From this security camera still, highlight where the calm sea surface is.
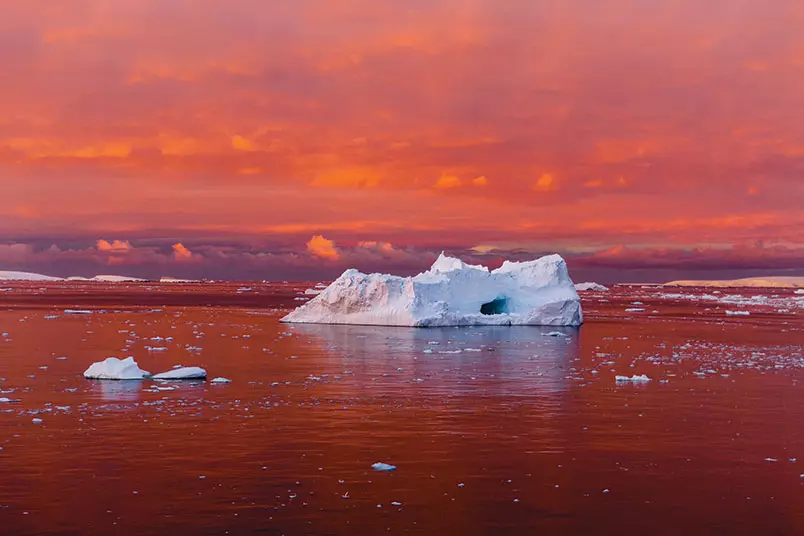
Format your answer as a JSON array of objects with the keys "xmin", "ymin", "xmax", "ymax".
[{"xmin": 0, "ymin": 283, "xmax": 803, "ymax": 535}]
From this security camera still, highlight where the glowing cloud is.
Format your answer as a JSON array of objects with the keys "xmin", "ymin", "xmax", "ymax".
[
  {"xmin": 306, "ymin": 235, "xmax": 340, "ymax": 260},
  {"xmin": 97, "ymin": 239, "xmax": 132, "ymax": 253},
  {"xmin": 435, "ymin": 175, "xmax": 462, "ymax": 189},
  {"xmin": 172, "ymin": 242, "xmax": 193, "ymax": 261},
  {"xmin": 534, "ymin": 174, "xmax": 556, "ymax": 192}
]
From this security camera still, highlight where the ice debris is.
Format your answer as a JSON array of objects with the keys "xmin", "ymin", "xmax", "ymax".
[
  {"xmin": 615, "ymin": 374, "xmax": 652, "ymax": 383},
  {"xmin": 152, "ymin": 367, "xmax": 207, "ymax": 380},
  {"xmin": 372, "ymin": 462, "xmax": 397, "ymax": 472}
]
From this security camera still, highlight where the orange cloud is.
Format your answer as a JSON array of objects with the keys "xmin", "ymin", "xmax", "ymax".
[
  {"xmin": 306, "ymin": 235, "xmax": 340, "ymax": 260},
  {"xmin": 97, "ymin": 239, "xmax": 132, "ymax": 253},
  {"xmin": 534, "ymin": 173, "xmax": 555, "ymax": 192},
  {"xmin": 172, "ymin": 242, "xmax": 193, "ymax": 260},
  {"xmin": 435, "ymin": 174, "xmax": 462, "ymax": 189}
]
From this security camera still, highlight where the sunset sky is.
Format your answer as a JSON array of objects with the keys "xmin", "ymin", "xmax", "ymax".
[{"xmin": 2, "ymin": 0, "xmax": 804, "ymax": 281}]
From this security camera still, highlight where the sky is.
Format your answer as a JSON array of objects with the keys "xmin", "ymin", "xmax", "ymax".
[{"xmin": 2, "ymin": 0, "xmax": 804, "ymax": 282}]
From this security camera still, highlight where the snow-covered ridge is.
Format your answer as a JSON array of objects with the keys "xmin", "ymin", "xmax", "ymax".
[
  {"xmin": 0, "ymin": 271, "xmax": 197, "ymax": 283},
  {"xmin": 282, "ymin": 253, "xmax": 583, "ymax": 327},
  {"xmin": 665, "ymin": 276, "xmax": 804, "ymax": 288},
  {"xmin": 0, "ymin": 271, "xmax": 61, "ymax": 281}
]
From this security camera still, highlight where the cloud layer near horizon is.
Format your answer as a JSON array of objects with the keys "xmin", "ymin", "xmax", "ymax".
[{"xmin": 2, "ymin": 1, "xmax": 803, "ymax": 280}]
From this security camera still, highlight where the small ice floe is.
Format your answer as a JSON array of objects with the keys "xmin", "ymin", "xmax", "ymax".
[
  {"xmin": 725, "ymin": 311, "xmax": 750, "ymax": 316},
  {"xmin": 83, "ymin": 357, "xmax": 151, "ymax": 380},
  {"xmin": 625, "ymin": 308, "xmax": 645, "ymax": 313},
  {"xmin": 152, "ymin": 367, "xmax": 207, "ymax": 380},
  {"xmin": 371, "ymin": 462, "xmax": 397, "ymax": 472},
  {"xmin": 615, "ymin": 374, "xmax": 652, "ymax": 383},
  {"xmin": 64, "ymin": 309, "xmax": 93, "ymax": 315},
  {"xmin": 545, "ymin": 331, "xmax": 565, "ymax": 337},
  {"xmin": 145, "ymin": 346, "xmax": 168, "ymax": 352},
  {"xmin": 32, "ymin": 418, "xmax": 43, "ymax": 424},
  {"xmin": 0, "ymin": 397, "xmax": 20, "ymax": 403},
  {"xmin": 210, "ymin": 377, "xmax": 232, "ymax": 384}
]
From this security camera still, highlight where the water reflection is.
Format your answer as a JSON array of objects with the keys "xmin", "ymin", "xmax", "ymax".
[
  {"xmin": 288, "ymin": 324, "xmax": 581, "ymax": 395},
  {"xmin": 91, "ymin": 379, "xmax": 143, "ymax": 401}
]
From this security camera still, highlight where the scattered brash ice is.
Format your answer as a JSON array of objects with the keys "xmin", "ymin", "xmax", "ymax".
[
  {"xmin": 281, "ymin": 253, "xmax": 582, "ymax": 327},
  {"xmin": 83, "ymin": 357, "xmax": 151, "ymax": 380}
]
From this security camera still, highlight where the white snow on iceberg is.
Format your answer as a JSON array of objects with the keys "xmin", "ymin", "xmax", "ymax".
[
  {"xmin": 84, "ymin": 357, "xmax": 151, "ymax": 380},
  {"xmin": 152, "ymin": 366, "xmax": 207, "ymax": 380},
  {"xmin": 281, "ymin": 253, "xmax": 583, "ymax": 327}
]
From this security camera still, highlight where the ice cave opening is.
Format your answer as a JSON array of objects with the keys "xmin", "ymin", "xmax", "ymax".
[{"xmin": 480, "ymin": 297, "xmax": 509, "ymax": 315}]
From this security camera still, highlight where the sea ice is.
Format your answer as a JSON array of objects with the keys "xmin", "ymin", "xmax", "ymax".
[
  {"xmin": 372, "ymin": 462, "xmax": 397, "ymax": 472},
  {"xmin": 282, "ymin": 253, "xmax": 582, "ymax": 327},
  {"xmin": 615, "ymin": 374, "xmax": 652, "ymax": 383},
  {"xmin": 153, "ymin": 367, "xmax": 207, "ymax": 380},
  {"xmin": 575, "ymin": 282, "xmax": 610, "ymax": 292},
  {"xmin": 83, "ymin": 357, "xmax": 151, "ymax": 380},
  {"xmin": 210, "ymin": 377, "xmax": 232, "ymax": 384}
]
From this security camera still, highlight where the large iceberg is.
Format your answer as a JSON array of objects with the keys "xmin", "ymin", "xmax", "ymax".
[{"xmin": 281, "ymin": 253, "xmax": 582, "ymax": 327}]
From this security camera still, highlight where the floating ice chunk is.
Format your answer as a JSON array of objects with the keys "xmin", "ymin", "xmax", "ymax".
[
  {"xmin": 574, "ymin": 282, "xmax": 609, "ymax": 292},
  {"xmin": 65, "ymin": 309, "xmax": 93, "ymax": 315},
  {"xmin": 83, "ymin": 357, "xmax": 151, "ymax": 380},
  {"xmin": 725, "ymin": 310, "xmax": 750, "ymax": 316},
  {"xmin": 282, "ymin": 253, "xmax": 582, "ymax": 327},
  {"xmin": 32, "ymin": 418, "xmax": 43, "ymax": 423},
  {"xmin": 625, "ymin": 308, "xmax": 645, "ymax": 313},
  {"xmin": 545, "ymin": 331, "xmax": 565, "ymax": 337},
  {"xmin": 372, "ymin": 462, "xmax": 397, "ymax": 472},
  {"xmin": 210, "ymin": 377, "xmax": 232, "ymax": 384},
  {"xmin": 615, "ymin": 374, "xmax": 652, "ymax": 383},
  {"xmin": 152, "ymin": 367, "xmax": 207, "ymax": 380},
  {"xmin": 304, "ymin": 288, "xmax": 323, "ymax": 295},
  {"xmin": 0, "ymin": 397, "xmax": 19, "ymax": 403}
]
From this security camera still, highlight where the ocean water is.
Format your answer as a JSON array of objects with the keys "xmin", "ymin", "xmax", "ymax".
[{"xmin": 0, "ymin": 283, "xmax": 803, "ymax": 535}]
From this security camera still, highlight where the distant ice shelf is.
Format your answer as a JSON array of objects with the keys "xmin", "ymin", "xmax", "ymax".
[{"xmin": 281, "ymin": 252, "xmax": 583, "ymax": 327}]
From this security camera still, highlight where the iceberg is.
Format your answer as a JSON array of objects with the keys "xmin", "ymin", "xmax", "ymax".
[
  {"xmin": 152, "ymin": 366, "xmax": 207, "ymax": 380},
  {"xmin": 0, "ymin": 270, "xmax": 62, "ymax": 281},
  {"xmin": 575, "ymin": 282, "xmax": 609, "ymax": 292},
  {"xmin": 665, "ymin": 276, "xmax": 804, "ymax": 289},
  {"xmin": 83, "ymin": 357, "xmax": 151, "ymax": 380},
  {"xmin": 281, "ymin": 253, "xmax": 582, "ymax": 327}
]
